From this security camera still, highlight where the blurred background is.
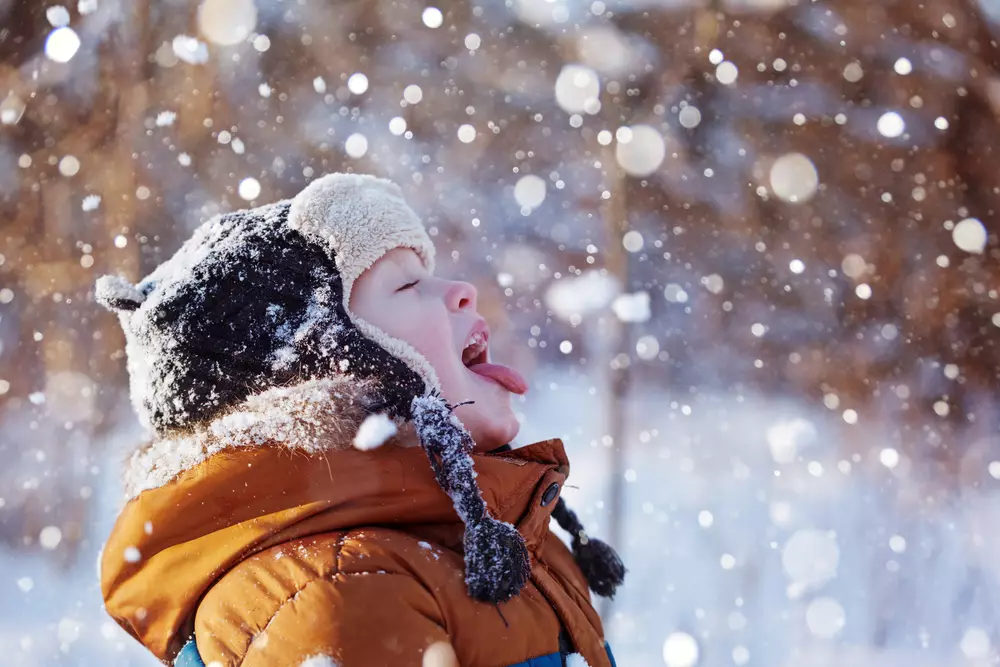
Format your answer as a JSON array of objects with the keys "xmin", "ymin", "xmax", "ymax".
[{"xmin": 2, "ymin": 0, "xmax": 1000, "ymax": 664}]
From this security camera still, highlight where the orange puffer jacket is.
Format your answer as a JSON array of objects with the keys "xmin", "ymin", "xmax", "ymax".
[{"xmin": 100, "ymin": 378, "xmax": 614, "ymax": 666}]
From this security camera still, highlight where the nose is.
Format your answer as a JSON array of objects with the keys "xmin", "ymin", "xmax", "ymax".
[{"xmin": 445, "ymin": 278, "xmax": 477, "ymax": 313}]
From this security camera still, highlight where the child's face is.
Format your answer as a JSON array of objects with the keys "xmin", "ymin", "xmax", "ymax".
[{"xmin": 349, "ymin": 248, "xmax": 522, "ymax": 452}]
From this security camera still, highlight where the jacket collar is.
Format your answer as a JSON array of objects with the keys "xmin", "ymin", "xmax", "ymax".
[
  {"xmin": 103, "ymin": 376, "xmax": 571, "ymax": 659},
  {"xmin": 119, "ymin": 374, "xmax": 570, "ymax": 535}
]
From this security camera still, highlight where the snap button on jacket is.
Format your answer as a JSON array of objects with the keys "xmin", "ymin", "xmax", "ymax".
[{"xmin": 540, "ymin": 483, "xmax": 561, "ymax": 507}]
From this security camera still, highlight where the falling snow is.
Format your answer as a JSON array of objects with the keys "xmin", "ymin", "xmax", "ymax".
[
  {"xmin": 197, "ymin": 0, "xmax": 257, "ymax": 46},
  {"xmin": 45, "ymin": 6, "xmax": 70, "ymax": 27},
  {"xmin": 154, "ymin": 111, "xmax": 176, "ymax": 127},
  {"xmin": 44, "ymin": 27, "xmax": 80, "ymax": 63},
  {"xmin": 952, "ymin": 217, "xmax": 988, "ymax": 254},
  {"xmin": 352, "ymin": 413, "xmax": 397, "ymax": 451},
  {"xmin": 877, "ymin": 111, "xmax": 906, "ymax": 138},
  {"xmin": 769, "ymin": 153, "xmax": 819, "ymax": 203},
  {"xmin": 4, "ymin": 1, "xmax": 1000, "ymax": 665},
  {"xmin": 615, "ymin": 125, "xmax": 665, "ymax": 176}
]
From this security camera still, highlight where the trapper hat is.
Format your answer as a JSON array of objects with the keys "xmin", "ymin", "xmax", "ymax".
[{"xmin": 95, "ymin": 172, "xmax": 624, "ymax": 604}]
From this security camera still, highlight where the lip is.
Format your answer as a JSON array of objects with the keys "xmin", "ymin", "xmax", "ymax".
[{"xmin": 460, "ymin": 318, "xmax": 490, "ymax": 362}]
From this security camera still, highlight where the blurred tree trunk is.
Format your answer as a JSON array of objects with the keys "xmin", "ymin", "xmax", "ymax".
[{"xmin": 599, "ymin": 96, "xmax": 632, "ymax": 620}]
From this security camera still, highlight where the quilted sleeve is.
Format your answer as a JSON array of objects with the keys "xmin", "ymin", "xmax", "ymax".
[{"xmin": 192, "ymin": 530, "xmax": 456, "ymax": 667}]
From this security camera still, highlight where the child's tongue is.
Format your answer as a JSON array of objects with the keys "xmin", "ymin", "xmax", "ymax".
[{"xmin": 468, "ymin": 362, "xmax": 528, "ymax": 395}]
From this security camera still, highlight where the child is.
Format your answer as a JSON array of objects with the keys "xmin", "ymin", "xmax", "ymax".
[{"xmin": 96, "ymin": 173, "xmax": 625, "ymax": 667}]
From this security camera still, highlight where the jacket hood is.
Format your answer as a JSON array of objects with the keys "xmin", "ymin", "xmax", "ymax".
[{"xmin": 100, "ymin": 376, "xmax": 571, "ymax": 660}]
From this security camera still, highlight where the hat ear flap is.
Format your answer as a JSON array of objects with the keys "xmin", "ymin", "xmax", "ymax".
[
  {"xmin": 410, "ymin": 392, "xmax": 531, "ymax": 603},
  {"xmin": 95, "ymin": 275, "xmax": 146, "ymax": 313}
]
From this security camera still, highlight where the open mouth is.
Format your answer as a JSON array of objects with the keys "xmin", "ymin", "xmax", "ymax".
[
  {"xmin": 457, "ymin": 326, "xmax": 529, "ymax": 395},
  {"xmin": 461, "ymin": 331, "xmax": 488, "ymax": 368}
]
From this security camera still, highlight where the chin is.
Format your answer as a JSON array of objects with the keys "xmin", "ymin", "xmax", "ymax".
[
  {"xmin": 486, "ymin": 415, "xmax": 520, "ymax": 451},
  {"xmin": 439, "ymin": 362, "xmax": 523, "ymax": 451},
  {"xmin": 454, "ymin": 404, "xmax": 520, "ymax": 452}
]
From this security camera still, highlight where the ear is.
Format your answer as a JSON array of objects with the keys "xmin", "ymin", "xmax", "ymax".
[{"xmin": 94, "ymin": 275, "xmax": 146, "ymax": 313}]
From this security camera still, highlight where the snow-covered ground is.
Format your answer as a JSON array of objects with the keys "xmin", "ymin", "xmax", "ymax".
[
  {"xmin": 3, "ymin": 367, "xmax": 998, "ymax": 665},
  {"xmin": 1, "ymin": 417, "xmax": 157, "ymax": 665}
]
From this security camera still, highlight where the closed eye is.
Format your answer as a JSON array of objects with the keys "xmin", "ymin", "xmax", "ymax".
[{"xmin": 396, "ymin": 280, "xmax": 419, "ymax": 292}]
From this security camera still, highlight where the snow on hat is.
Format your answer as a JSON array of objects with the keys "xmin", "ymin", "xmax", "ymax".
[{"xmin": 94, "ymin": 172, "xmax": 624, "ymax": 604}]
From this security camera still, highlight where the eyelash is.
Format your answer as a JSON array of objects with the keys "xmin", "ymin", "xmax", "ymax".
[{"xmin": 398, "ymin": 280, "xmax": 419, "ymax": 292}]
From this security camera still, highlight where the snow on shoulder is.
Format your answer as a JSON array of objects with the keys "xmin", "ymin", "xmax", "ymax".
[{"xmin": 299, "ymin": 655, "xmax": 339, "ymax": 667}]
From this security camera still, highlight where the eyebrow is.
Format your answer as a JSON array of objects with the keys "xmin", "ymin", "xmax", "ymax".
[{"xmin": 398, "ymin": 251, "xmax": 430, "ymax": 273}]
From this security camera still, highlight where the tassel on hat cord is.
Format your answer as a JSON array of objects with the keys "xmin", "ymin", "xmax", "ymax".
[
  {"xmin": 410, "ymin": 392, "xmax": 531, "ymax": 604},
  {"xmin": 551, "ymin": 496, "xmax": 626, "ymax": 599}
]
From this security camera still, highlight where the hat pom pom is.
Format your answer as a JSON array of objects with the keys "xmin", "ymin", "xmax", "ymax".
[
  {"xmin": 463, "ymin": 516, "xmax": 532, "ymax": 603},
  {"xmin": 569, "ymin": 533, "xmax": 626, "ymax": 598},
  {"xmin": 552, "ymin": 496, "xmax": 626, "ymax": 598},
  {"xmin": 95, "ymin": 274, "xmax": 146, "ymax": 313}
]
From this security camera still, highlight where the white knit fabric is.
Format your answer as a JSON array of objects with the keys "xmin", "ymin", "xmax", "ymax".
[{"xmin": 288, "ymin": 173, "xmax": 442, "ymax": 394}]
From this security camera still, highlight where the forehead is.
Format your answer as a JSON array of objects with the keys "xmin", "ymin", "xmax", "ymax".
[
  {"xmin": 361, "ymin": 247, "xmax": 424, "ymax": 282},
  {"xmin": 380, "ymin": 247, "xmax": 422, "ymax": 269}
]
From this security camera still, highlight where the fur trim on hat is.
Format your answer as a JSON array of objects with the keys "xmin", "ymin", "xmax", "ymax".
[
  {"xmin": 122, "ymin": 376, "xmax": 389, "ymax": 500},
  {"xmin": 289, "ymin": 173, "xmax": 441, "ymax": 396},
  {"xmin": 288, "ymin": 173, "xmax": 436, "ymax": 303}
]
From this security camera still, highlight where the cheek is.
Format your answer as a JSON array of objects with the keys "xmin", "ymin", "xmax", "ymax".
[
  {"xmin": 398, "ymin": 317, "xmax": 460, "ymax": 378},
  {"xmin": 409, "ymin": 330, "xmax": 453, "ymax": 369},
  {"xmin": 360, "ymin": 300, "xmax": 464, "ymax": 391}
]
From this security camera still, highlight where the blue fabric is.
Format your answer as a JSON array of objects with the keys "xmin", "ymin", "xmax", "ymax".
[
  {"xmin": 506, "ymin": 649, "xmax": 563, "ymax": 666},
  {"xmin": 174, "ymin": 638, "xmax": 205, "ymax": 667},
  {"xmin": 494, "ymin": 641, "xmax": 617, "ymax": 666},
  {"xmin": 174, "ymin": 637, "xmax": 617, "ymax": 666}
]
